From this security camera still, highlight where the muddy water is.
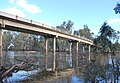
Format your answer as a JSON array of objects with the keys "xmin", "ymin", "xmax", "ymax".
[{"xmin": 1, "ymin": 51, "xmax": 120, "ymax": 83}]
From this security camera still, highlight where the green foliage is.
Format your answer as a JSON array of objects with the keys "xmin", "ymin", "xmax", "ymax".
[
  {"xmin": 84, "ymin": 57, "xmax": 120, "ymax": 83},
  {"xmin": 84, "ymin": 60, "xmax": 106, "ymax": 83},
  {"xmin": 99, "ymin": 22, "xmax": 115, "ymax": 38},
  {"xmin": 114, "ymin": 3, "xmax": 120, "ymax": 14},
  {"xmin": 2, "ymin": 31, "xmax": 13, "ymax": 50},
  {"xmin": 79, "ymin": 25, "xmax": 94, "ymax": 39},
  {"xmin": 94, "ymin": 36, "xmax": 111, "ymax": 52},
  {"xmin": 2, "ymin": 30, "xmax": 46, "ymax": 51},
  {"xmin": 73, "ymin": 30, "xmax": 79, "ymax": 36},
  {"xmin": 94, "ymin": 22, "xmax": 117, "ymax": 52},
  {"xmin": 56, "ymin": 20, "xmax": 74, "ymax": 34},
  {"xmin": 74, "ymin": 25, "xmax": 94, "ymax": 40}
]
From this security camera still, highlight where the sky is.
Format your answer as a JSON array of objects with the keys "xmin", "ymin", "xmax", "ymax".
[{"xmin": 0, "ymin": 0, "xmax": 120, "ymax": 35}]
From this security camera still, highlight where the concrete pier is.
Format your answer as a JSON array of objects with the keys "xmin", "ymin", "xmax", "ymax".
[
  {"xmin": 0, "ymin": 28, "xmax": 2, "ymax": 65},
  {"xmin": 88, "ymin": 45, "xmax": 91, "ymax": 61},
  {"xmin": 45, "ymin": 38, "xmax": 48, "ymax": 70},
  {"xmin": 53, "ymin": 37, "xmax": 56, "ymax": 71}
]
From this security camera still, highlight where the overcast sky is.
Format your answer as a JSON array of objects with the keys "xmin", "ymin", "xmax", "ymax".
[{"xmin": 0, "ymin": 0, "xmax": 120, "ymax": 34}]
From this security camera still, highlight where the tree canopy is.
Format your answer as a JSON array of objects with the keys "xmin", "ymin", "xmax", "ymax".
[
  {"xmin": 74, "ymin": 25, "xmax": 94, "ymax": 40},
  {"xmin": 94, "ymin": 22, "xmax": 117, "ymax": 52},
  {"xmin": 56, "ymin": 20, "xmax": 74, "ymax": 34},
  {"xmin": 114, "ymin": 3, "xmax": 120, "ymax": 14}
]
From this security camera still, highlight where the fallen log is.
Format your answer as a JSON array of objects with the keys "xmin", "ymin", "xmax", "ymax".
[
  {"xmin": 1, "ymin": 62, "xmax": 25, "ymax": 78},
  {"xmin": 1, "ymin": 58, "xmax": 43, "ymax": 79}
]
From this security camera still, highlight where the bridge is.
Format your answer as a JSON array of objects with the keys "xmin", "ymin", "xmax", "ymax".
[{"xmin": 0, "ymin": 11, "xmax": 94, "ymax": 71}]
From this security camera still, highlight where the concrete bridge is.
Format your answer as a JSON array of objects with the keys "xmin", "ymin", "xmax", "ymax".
[{"xmin": 0, "ymin": 11, "xmax": 94, "ymax": 71}]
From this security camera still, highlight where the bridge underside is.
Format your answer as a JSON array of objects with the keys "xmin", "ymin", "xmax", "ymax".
[{"xmin": 1, "ymin": 25, "xmax": 55, "ymax": 38}]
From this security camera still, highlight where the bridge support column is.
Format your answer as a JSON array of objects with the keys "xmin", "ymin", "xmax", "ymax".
[
  {"xmin": 70, "ymin": 43, "xmax": 72, "ymax": 56},
  {"xmin": 82, "ymin": 44, "xmax": 85, "ymax": 59},
  {"xmin": 72, "ymin": 41, "xmax": 79, "ymax": 68},
  {"xmin": 45, "ymin": 38, "xmax": 48, "ymax": 70},
  {"xmin": 0, "ymin": 28, "xmax": 2, "ymax": 65},
  {"xmin": 69, "ymin": 42, "xmax": 72, "ymax": 67},
  {"xmin": 53, "ymin": 37, "xmax": 56, "ymax": 71},
  {"xmin": 76, "ymin": 42, "xmax": 79, "ymax": 67},
  {"xmin": 88, "ymin": 45, "xmax": 91, "ymax": 61}
]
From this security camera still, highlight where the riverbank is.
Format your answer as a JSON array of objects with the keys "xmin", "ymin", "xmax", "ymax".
[{"xmin": 21, "ymin": 68, "xmax": 75, "ymax": 83}]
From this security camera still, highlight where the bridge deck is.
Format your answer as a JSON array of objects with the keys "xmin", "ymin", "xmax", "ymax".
[{"xmin": 0, "ymin": 11, "xmax": 93, "ymax": 45}]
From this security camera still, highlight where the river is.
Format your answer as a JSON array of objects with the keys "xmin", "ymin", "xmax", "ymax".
[{"xmin": 1, "ymin": 51, "xmax": 120, "ymax": 83}]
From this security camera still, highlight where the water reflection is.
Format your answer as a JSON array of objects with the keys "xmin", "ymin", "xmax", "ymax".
[
  {"xmin": 43, "ymin": 75, "xmax": 84, "ymax": 83},
  {"xmin": 71, "ymin": 75, "xmax": 84, "ymax": 83},
  {"xmin": 3, "ymin": 70, "xmax": 37, "ymax": 82}
]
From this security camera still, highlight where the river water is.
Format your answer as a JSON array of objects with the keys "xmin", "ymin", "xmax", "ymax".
[{"xmin": 1, "ymin": 51, "xmax": 120, "ymax": 83}]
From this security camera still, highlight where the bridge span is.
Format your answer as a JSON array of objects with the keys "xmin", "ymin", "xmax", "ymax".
[{"xmin": 0, "ymin": 11, "xmax": 94, "ymax": 71}]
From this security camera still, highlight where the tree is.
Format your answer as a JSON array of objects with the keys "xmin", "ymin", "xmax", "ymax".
[
  {"xmin": 94, "ymin": 36, "xmax": 111, "ymax": 52},
  {"xmin": 79, "ymin": 25, "xmax": 94, "ymax": 39},
  {"xmin": 74, "ymin": 30, "xmax": 79, "ymax": 36},
  {"xmin": 13, "ymin": 32, "xmax": 29, "ymax": 50},
  {"xmin": 94, "ymin": 22, "xmax": 116, "ymax": 52},
  {"xmin": 99, "ymin": 22, "xmax": 115, "ymax": 38},
  {"xmin": 56, "ymin": 20, "xmax": 74, "ymax": 34},
  {"xmin": 66, "ymin": 20, "xmax": 74, "ymax": 34},
  {"xmin": 114, "ymin": 3, "xmax": 120, "ymax": 14},
  {"xmin": 56, "ymin": 21, "xmax": 66, "ymax": 32},
  {"xmin": 2, "ymin": 30, "xmax": 13, "ymax": 51}
]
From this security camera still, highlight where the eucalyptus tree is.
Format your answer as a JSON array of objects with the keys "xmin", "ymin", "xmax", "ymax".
[
  {"xmin": 56, "ymin": 20, "xmax": 74, "ymax": 34},
  {"xmin": 74, "ymin": 30, "xmax": 79, "ymax": 36},
  {"xmin": 114, "ymin": 31, "xmax": 120, "ymax": 51},
  {"xmin": 31, "ymin": 35, "xmax": 45, "ymax": 51},
  {"xmin": 79, "ymin": 25, "xmax": 94, "ymax": 40},
  {"xmin": 94, "ymin": 22, "xmax": 116, "ymax": 52},
  {"xmin": 13, "ymin": 32, "xmax": 30, "ymax": 50},
  {"xmin": 2, "ymin": 30, "xmax": 14, "ymax": 51},
  {"xmin": 66, "ymin": 20, "xmax": 74, "ymax": 34},
  {"xmin": 56, "ymin": 21, "xmax": 66, "ymax": 32}
]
